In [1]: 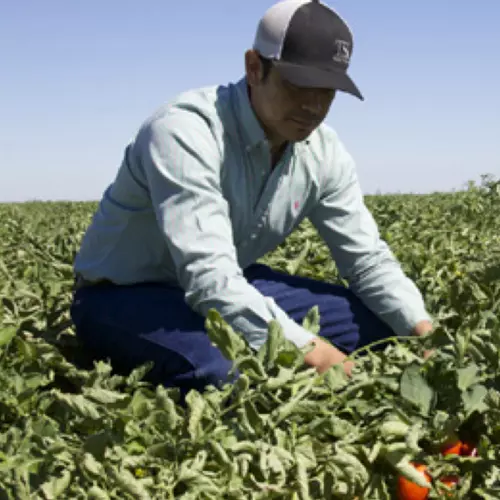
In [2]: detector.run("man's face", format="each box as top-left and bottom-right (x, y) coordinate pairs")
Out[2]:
(246, 51), (336, 144)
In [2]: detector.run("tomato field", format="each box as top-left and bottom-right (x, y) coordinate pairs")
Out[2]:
(1, 176), (499, 499)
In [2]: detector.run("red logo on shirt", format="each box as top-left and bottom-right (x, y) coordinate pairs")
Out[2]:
(294, 201), (300, 210)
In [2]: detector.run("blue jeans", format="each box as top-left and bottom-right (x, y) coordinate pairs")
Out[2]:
(70, 264), (394, 396)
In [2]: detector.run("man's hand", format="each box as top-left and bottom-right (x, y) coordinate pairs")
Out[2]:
(412, 319), (434, 359)
(303, 337), (354, 376)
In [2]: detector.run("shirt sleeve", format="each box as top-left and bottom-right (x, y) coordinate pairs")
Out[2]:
(133, 107), (316, 351)
(307, 135), (432, 336)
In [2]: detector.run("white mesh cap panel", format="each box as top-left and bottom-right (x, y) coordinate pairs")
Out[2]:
(252, 0), (312, 59)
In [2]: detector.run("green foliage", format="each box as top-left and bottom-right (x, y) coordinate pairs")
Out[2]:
(0, 177), (499, 498)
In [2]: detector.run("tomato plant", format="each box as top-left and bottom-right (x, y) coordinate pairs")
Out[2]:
(0, 177), (498, 498)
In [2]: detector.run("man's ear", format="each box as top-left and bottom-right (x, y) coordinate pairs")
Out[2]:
(244, 49), (264, 87)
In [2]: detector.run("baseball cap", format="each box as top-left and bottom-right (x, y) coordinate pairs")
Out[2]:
(253, 0), (363, 100)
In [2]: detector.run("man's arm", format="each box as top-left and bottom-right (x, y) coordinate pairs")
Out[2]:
(308, 135), (433, 338)
(133, 106), (319, 353)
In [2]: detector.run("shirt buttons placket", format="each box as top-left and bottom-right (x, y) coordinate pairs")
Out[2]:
(255, 172), (284, 239)
(250, 210), (264, 241)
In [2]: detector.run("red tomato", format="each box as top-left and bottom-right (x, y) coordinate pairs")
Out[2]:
(440, 440), (463, 456)
(460, 441), (478, 456)
(397, 463), (431, 500)
(440, 475), (459, 486)
(397, 464), (460, 499)
(438, 475), (459, 496)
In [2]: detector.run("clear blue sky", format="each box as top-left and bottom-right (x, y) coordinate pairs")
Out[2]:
(1, 1), (498, 202)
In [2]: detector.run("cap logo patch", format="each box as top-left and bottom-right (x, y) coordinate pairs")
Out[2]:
(333, 40), (350, 65)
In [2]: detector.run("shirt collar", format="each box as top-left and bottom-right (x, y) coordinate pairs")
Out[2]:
(231, 77), (267, 152)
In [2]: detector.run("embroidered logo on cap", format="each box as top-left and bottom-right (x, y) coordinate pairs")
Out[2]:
(333, 40), (351, 65)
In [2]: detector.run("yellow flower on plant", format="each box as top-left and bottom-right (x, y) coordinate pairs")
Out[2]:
(134, 468), (147, 478)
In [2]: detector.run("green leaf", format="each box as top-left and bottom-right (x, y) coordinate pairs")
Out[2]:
(286, 239), (311, 275)
(457, 363), (481, 391)
(462, 384), (488, 416)
(262, 366), (296, 391)
(83, 432), (112, 461)
(128, 388), (154, 418)
(302, 305), (321, 335)
(0, 326), (17, 348)
(80, 452), (104, 477)
(108, 465), (152, 500)
(258, 320), (283, 369)
(391, 459), (431, 489)
(31, 416), (58, 438)
(126, 361), (154, 387)
(399, 364), (434, 416)
(55, 392), (100, 419)
(40, 470), (72, 499)
(185, 390), (206, 442)
(83, 387), (129, 405)
(87, 485), (110, 500)
(379, 418), (410, 440)
(205, 309), (248, 361)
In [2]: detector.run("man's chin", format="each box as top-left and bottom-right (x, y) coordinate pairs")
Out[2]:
(283, 118), (321, 142)
(286, 126), (316, 143)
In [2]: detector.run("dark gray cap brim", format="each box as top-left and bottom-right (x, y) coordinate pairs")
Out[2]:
(273, 61), (364, 101)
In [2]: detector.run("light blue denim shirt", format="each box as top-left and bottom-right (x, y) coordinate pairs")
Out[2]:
(74, 77), (432, 350)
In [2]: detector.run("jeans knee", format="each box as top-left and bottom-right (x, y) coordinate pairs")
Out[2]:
(195, 356), (238, 389)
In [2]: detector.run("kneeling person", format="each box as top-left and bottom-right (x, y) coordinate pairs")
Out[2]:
(70, 0), (433, 395)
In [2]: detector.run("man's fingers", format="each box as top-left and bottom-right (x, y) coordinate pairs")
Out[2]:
(423, 348), (435, 359)
(342, 360), (355, 377)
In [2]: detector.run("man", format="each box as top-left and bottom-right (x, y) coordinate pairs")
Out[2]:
(70, 0), (433, 396)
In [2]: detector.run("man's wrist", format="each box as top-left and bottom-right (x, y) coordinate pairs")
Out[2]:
(411, 319), (433, 336)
